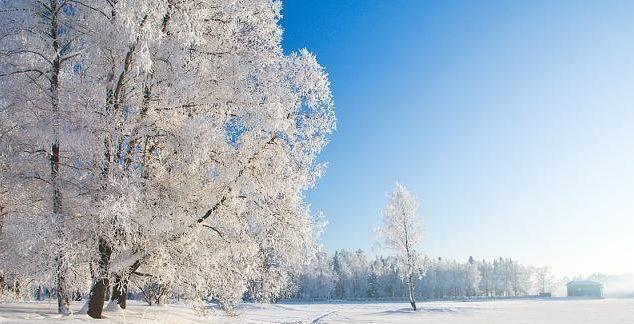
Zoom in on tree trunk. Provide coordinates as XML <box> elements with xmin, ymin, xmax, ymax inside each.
<box><xmin>105</xmin><ymin>283</ymin><xmax>111</xmax><ymax>301</ymax></box>
<box><xmin>37</xmin><ymin>285</ymin><xmax>44</xmax><ymax>301</ymax></box>
<box><xmin>47</xmin><ymin>0</ymin><xmax>70</xmax><ymax>314</ymax></box>
<box><xmin>407</xmin><ymin>274</ymin><xmax>417</xmax><ymax>311</ymax></box>
<box><xmin>87</xmin><ymin>278</ymin><xmax>108</xmax><ymax>318</ymax></box>
<box><xmin>111</xmin><ymin>274</ymin><xmax>128</xmax><ymax>309</ymax></box>
<box><xmin>13</xmin><ymin>280</ymin><xmax>20</xmax><ymax>298</ymax></box>
<box><xmin>87</xmin><ymin>238</ymin><xmax>112</xmax><ymax>318</ymax></box>
<box><xmin>56</xmin><ymin>257</ymin><xmax>69</xmax><ymax>314</ymax></box>
<box><xmin>111</xmin><ymin>260</ymin><xmax>140</xmax><ymax>309</ymax></box>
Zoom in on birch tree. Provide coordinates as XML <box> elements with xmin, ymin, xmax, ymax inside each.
<box><xmin>378</xmin><ymin>183</ymin><xmax>422</xmax><ymax>310</ymax></box>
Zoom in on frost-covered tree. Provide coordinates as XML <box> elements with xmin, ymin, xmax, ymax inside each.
<box><xmin>297</xmin><ymin>251</ymin><xmax>337</xmax><ymax>300</ymax></box>
<box><xmin>465</xmin><ymin>256</ymin><xmax>481</xmax><ymax>297</ymax></box>
<box><xmin>83</xmin><ymin>0</ymin><xmax>334</xmax><ymax>316</ymax></box>
<box><xmin>292</xmin><ymin>253</ymin><xmax>541</xmax><ymax>301</ymax></box>
<box><xmin>487</xmin><ymin>257</ymin><xmax>533</xmax><ymax>297</ymax></box>
<box><xmin>478</xmin><ymin>260</ymin><xmax>495</xmax><ymax>297</ymax></box>
<box><xmin>534</xmin><ymin>266</ymin><xmax>553</xmax><ymax>294</ymax></box>
<box><xmin>377</xmin><ymin>183</ymin><xmax>422</xmax><ymax>310</ymax></box>
<box><xmin>0</xmin><ymin>0</ymin><xmax>335</xmax><ymax>318</ymax></box>
<box><xmin>509</xmin><ymin>260</ymin><xmax>532</xmax><ymax>296</ymax></box>
<box><xmin>329</xmin><ymin>250</ymin><xmax>370</xmax><ymax>299</ymax></box>
<box><xmin>0</xmin><ymin>0</ymin><xmax>103</xmax><ymax>313</ymax></box>
<box><xmin>380</xmin><ymin>257</ymin><xmax>407</xmax><ymax>298</ymax></box>
<box><xmin>367</xmin><ymin>270</ymin><xmax>379</xmax><ymax>298</ymax></box>
<box><xmin>493</xmin><ymin>258</ymin><xmax>509</xmax><ymax>296</ymax></box>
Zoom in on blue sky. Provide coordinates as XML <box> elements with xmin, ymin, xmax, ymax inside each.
<box><xmin>281</xmin><ymin>0</ymin><xmax>634</xmax><ymax>277</ymax></box>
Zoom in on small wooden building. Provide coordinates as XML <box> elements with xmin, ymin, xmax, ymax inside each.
<box><xmin>566</xmin><ymin>280</ymin><xmax>603</xmax><ymax>298</ymax></box>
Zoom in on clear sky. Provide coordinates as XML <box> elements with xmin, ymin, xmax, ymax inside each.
<box><xmin>281</xmin><ymin>0</ymin><xmax>634</xmax><ymax>277</ymax></box>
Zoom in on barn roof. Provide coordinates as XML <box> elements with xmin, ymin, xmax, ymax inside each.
<box><xmin>566</xmin><ymin>280</ymin><xmax>602</xmax><ymax>287</ymax></box>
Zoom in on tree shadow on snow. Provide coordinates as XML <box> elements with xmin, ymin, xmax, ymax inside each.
<box><xmin>378</xmin><ymin>306</ymin><xmax>469</xmax><ymax>315</ymax></box>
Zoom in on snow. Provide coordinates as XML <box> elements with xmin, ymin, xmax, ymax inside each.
<box><xmin>1</xmin><ymin>298</ymin><xmax>633</xmax><ymax>323</ymax></box>
<box><xmin>567</xmin><ymin>280</ymin><xmax>603</xmax><ymax>286</ymax></box>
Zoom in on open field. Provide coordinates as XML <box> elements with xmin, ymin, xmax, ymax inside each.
<box><xmin>0</xmin><ymin>298</ymin><xmax>633</xmax><ymax>323</ymax></box>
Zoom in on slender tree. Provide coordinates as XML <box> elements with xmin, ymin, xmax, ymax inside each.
<box><xmin>378</xmin><ymin>183</ymin><xmax>423</xmax><ymax>310</ymax></box>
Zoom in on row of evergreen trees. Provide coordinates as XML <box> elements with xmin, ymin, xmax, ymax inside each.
<box><xmin>293</xmin><ymin>250</ymin><xmax>546</xmax><ymax>300</ymax></box>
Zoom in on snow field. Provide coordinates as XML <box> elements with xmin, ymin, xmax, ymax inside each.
<box><xmin>0</xmin><ymin>298</ymin><xmax>633</xmax><ymax>323</ymax></box>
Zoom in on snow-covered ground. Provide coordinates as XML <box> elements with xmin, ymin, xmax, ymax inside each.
<box><xmin>0</xmin><ymin>298</ymin><xmax>633</xmax><ymax>323</ymax></box>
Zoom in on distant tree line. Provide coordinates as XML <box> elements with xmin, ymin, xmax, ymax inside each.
<box><xmin>293</xmin><ymin>250</ymin><xmax>548</xmax><ymax>301</ymax></box>
<box><xmin>0</xmin><ymin>248</ymin><xmax>550</xmax><ymax>304</ymax></box>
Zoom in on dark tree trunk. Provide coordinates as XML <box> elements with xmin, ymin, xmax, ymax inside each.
<box><xmin>87</xmin><ymin>238</ymin><xmax>112</xmax><ymax>318</ymax></box>
<box><xmin>111</xmin><ymin>274</ymin><xmax>128</xmax><ymax>309</ymax></box>
<box><xmin>37</xmin><ymin>285</ymin><xmax>44</xmax><ymax>301</ymax></box>
<box><xmin>87</xmin><ymin>278</ymin><xmax>108</xmax><ymax>318</ymax></box>
<box><xmin>110</xmin><ymin>260</ymin><xmax>140</xmax><ymax>309</ymax></box>
<box><xmin>13</xmin><ymin>280</ymin><xmax>20</xmax><ymax>297</ymax></box>
<box><xmin>46</xmin><ymin>0</ymin><xmax>69</xmax><ymax>314</ymax></box>
<box><xmin>56</xmin><ymin>261</ymin><xmax>69</xmax><ymax>314</ymax></box>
